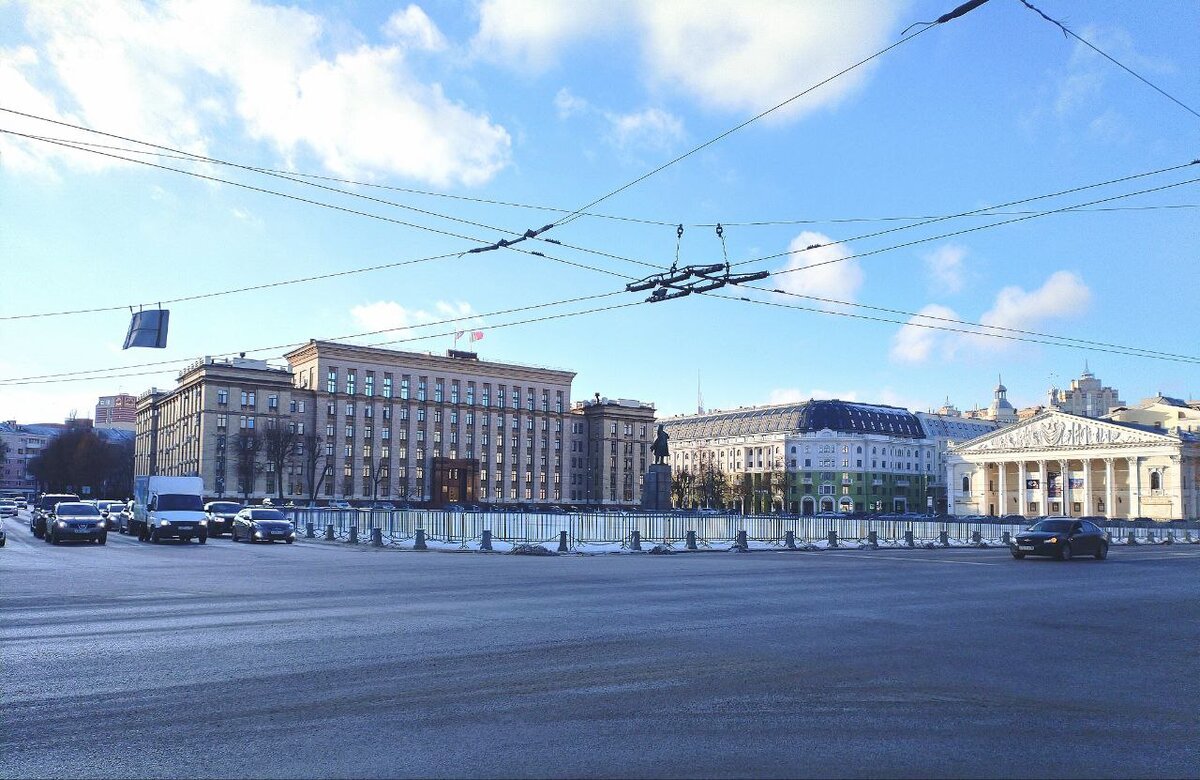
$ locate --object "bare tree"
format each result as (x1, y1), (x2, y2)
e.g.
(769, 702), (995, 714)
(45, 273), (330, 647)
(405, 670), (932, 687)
(231, 431), (263, 502)
(370, 457), (390, 505)
(301, 433), (328, 507)
(671, 467), (693, 509)
(261, 426), (301, 502)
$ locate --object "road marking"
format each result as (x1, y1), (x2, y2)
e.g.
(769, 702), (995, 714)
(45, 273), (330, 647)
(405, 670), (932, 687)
(814, 552), (1001, 566)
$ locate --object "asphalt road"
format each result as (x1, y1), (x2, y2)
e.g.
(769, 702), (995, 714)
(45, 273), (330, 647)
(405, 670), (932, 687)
(3, 511), (1198, 779)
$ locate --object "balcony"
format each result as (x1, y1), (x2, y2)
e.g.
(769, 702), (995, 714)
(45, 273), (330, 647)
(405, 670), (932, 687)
(872, 479), (883, 486)
(896, 480), (910, 487)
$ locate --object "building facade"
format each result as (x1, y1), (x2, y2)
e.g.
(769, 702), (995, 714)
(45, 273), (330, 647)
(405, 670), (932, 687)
(662, 400), (935, 514)
(0, 421), (57, 497)
(135, 356), (303, 501)
(567, 395), (656, 506)
(915, 406), (1005, 513)
(95, 393), (138, 430)
(1048, 367), (1124, 418)
(947, 408), (1200, 521)
(283, 341), (575, 506)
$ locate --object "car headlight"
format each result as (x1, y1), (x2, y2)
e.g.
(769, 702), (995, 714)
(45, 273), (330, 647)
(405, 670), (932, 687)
(199, 519), (208, 526)
(159, 519), (170, 527)
(1046, 537), (1058, 544)
(56, 520), (67, 527)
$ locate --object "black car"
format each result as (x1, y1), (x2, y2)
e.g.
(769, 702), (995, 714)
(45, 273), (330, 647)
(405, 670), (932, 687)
(31, 493), (81, 539)
(204, 501), (243, 536)
(44, 502), (107, 545)
(1013, 518), (1108, 561)
(231, 508), (296, 544)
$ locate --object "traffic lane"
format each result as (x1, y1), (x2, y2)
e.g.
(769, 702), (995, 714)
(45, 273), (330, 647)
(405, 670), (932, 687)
(5, 542), (1199, 777)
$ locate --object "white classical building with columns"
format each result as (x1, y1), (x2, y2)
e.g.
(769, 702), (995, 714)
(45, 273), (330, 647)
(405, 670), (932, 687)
(946, 409), (1200, 521)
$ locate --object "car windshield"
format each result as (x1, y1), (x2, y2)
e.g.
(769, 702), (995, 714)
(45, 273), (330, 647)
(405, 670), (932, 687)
(209, 502), (241, 513)
(157, 494), (204, 511)
(41, 495), (78, 508)
(56, 503), (100, 516)
(1029, 519), (1073, 533)
(250, 509), (287, 520)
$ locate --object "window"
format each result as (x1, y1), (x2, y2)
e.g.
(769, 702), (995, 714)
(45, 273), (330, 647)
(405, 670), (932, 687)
(435, 381), (444, 403)
(364, 405), (374, 419)
(365, 373), (374, 397)
(289, 399), (298, 413)
(327, 369), (338, 394)
(1150, 471), (1162, 490)
(417, 378), (427, 402)
(482, 386), (490, 406)
(345, 403), (354, 417)
(466, 385), (475, 405)
(400, 377), (409, 400)
(326, 423), (335, 437)
(268, 394), (278, 410)
(346, 370), (357, 395)
(217, 389), (229, 405)
(451, 383), (459, 404)
(383, 375), (392, 398)
(216, 414), (227, 429)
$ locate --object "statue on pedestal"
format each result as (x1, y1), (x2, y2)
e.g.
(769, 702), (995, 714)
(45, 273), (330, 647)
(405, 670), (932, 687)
(651, 424), (670, 464)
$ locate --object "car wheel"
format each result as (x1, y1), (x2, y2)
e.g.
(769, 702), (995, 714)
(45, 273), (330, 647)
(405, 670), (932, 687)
(0, 537), (5, 547)
(286, 538), (294, 544)
(48, 529), (59, 545)
(97, 534), (107, 545)
(150, 528), (160, 544)
(1095, 542), (1108, 560)
(1011, 551), (1025, 559)
(198, 535), (207, 545)
(1059, 543), (1073, 561)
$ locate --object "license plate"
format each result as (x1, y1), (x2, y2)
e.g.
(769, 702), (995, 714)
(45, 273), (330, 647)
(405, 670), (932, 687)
(177, 525), (193, 531)
(1018, 545), (1035, 551)
(74, 527), (93, 533)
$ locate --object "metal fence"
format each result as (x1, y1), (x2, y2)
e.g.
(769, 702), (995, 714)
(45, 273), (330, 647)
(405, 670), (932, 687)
(282, 509), (1200, 551)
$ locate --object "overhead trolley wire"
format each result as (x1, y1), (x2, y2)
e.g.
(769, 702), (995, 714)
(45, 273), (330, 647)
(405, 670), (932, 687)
(1018, 0), (1200, 122)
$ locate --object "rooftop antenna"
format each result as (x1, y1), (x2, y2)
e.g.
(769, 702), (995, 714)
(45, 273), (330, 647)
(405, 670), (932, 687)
(697, 369), (704, 415)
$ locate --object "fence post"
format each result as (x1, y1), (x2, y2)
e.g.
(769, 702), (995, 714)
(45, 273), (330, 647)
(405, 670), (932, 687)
(415, 528), (427, 550)
(1127, 531), (1137, 546)
(867, 530), (878, 549)
(1002, 530), (1011, 546)
(904, 530), (914, 548)
(305, 522), (315, 539)
(938, 530), (949, 547)
(686, 530), (697, 550)
(324, 524), (334, 541)
(481, 529), (493, 551)
(736, 530), (748, 550)
(631, 530), (642, 551)
(785, 530), (797, 549)
(972, 530), (982, 545)
(558, 530), (569, 553)
(371, 527), (382, 547)
(827, 530), (838, 548)
(1165, 530), (1174, 545)
(348, 525), (358, 544)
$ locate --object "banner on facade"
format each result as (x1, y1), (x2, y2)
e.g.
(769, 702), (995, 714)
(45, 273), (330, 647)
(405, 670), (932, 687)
(1026, 479), (1040, 489)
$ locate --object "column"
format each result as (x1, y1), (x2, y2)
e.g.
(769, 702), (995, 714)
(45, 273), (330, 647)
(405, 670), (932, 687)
(996, 461), (1007, 516)
(947, 461), (957, 515)
(1171, 456), (1184, 520)
(1127, 457), (1140, 518)
(1105, 458), (1115, 520)
(1017, 461), (1028, 517)
(1058, 459), (1070, 516)
(1038, 460), (1048, 515)
(1082, 458), (1093, 516)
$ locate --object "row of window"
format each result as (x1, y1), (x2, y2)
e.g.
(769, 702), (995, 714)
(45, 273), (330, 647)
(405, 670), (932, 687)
(323, 368), (566, 412)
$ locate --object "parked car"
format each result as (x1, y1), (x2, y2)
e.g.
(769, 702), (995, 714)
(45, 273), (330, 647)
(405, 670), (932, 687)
(329, 500), (352, 510)
(95, 500), (125, 530)
(44, 502), (107, 545)
(370, 502), (396, 510)
(0, 500), (17, 518)
(15, 497), (28, 510)
(0, 517), (6, 547)
(204, 501), (243, 536)
(231, 508), (296, 544)
(1012, 518), (1108, 561)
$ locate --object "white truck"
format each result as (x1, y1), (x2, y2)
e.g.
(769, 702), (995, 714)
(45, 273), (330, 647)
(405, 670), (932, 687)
(131, 475), (209, 544)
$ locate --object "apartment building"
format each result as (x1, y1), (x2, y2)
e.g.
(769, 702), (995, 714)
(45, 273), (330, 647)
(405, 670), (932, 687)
(567, 394), (657, 506)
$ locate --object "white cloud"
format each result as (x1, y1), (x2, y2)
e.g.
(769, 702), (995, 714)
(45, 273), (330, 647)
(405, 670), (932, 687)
(383, 5), (448, 52)
(475, 0), (904, 119)
(889, 272), (1092, 364)
(889, 304), (960, 364)
(605, 107), (684, 152)
(553, 87), (590, 119)
(977, 270), (1091, 336)
(7, 1), (511, 186)
(350, 299), (481, 335)
(923, 244), (966, 295)
(773, 231), (863, 306)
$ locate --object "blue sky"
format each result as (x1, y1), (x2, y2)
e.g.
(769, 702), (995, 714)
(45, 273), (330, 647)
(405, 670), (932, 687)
(1, 0), (1198, 424)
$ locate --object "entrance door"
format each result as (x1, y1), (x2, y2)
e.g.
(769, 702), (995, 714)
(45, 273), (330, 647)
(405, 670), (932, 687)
(802, 497), (816, 515)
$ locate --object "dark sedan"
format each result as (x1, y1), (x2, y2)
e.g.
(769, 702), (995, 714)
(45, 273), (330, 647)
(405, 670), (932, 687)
(204, 501), (243, 536)
(231, 508), (296, 544)
(45, 502), (107, 545)
(1012, 518), (1108, 561)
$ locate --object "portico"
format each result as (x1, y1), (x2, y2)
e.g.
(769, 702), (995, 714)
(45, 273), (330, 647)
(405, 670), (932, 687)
(946, 410), (1200, 521)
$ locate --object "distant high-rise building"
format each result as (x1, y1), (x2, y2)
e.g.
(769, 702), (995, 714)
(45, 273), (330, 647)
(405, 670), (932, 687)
(95, 393), (138, 430)
(1047, 366), (1124, 418)
(567, 394), (656, 506)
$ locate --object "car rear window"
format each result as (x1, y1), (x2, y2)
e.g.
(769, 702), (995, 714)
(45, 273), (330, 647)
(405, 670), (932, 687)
(55, 503), (101, 516)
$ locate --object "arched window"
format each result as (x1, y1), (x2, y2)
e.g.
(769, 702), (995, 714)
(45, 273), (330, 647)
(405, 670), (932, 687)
(1150, 471), (1162, 490)
(961, 475), (970, 493)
